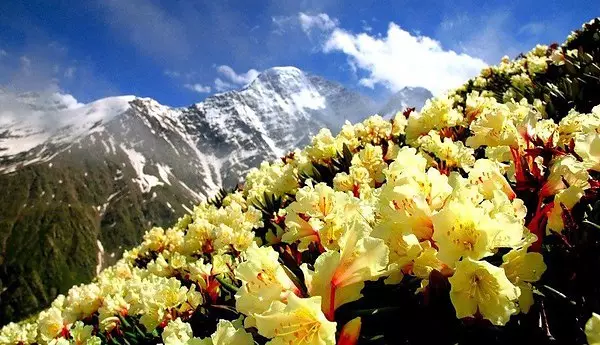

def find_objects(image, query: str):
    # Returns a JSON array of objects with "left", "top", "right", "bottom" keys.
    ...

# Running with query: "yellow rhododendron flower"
[
  {"left": 302, "top": 221, "right": 389, "bottom": 319},
  {"left": 510, "top": 73, "right": 532, "bottom": 90},
  {"left": 482, "top": 191, "right": 527, "bottom": 226},
  {"left": 575, "top": 132, "right": 600, "bottom": 172},
  {"left": 0, "top": 322, "right": 37, "bottom": 345},
  {"left": 97, "top": 296, "right": 130, "bottom": 332},
  {"left": 527, "top": 55, "right": 548, "bottom": 74},
  {"left": 377, "top": 183, "right": 434, "bottom": 240},
  {"left": 412, "top": 240, "right": 445, "bottom": 279},
  {"left": 350, "top": 144, "right": 387, "bottom": 184},
  {"left": 432, "top": 200, "right": 495, "bottom": 265},
  {"left": 305, "top": 128, "right": 339, "bottom": 163},
  {"left": 358, "top": 115, "right": 393, "bottom": 144},
  {"left": 70, "top": 321, "right": 99, "bottom": 345},
  {"left": 254, "top": 294, "right": 336, "bottom": 345},
  {"left": 198, "top": 319, "right": 254, "bottom": 345},
  {"left": 546, "top": 185, "right": 585, "bottom": 233},
  {"left": 139, "top": 277, "right": 188, "bottom": 331},
  {"left": 142, "top": 226, "right": 167, "bottom": 252},
  {"left": 468, "top": 159, "right": 516, "bottom": 201},
  {"left": 372, "top": 221, "right": 422, "bottom": 283},
  {"left": 338, "top": 317, "right": 361, "bottom": 345},
  {"left": 391, "top": 111, "right": 408, "bottom": 136},
  {"left": 586, "top": 313, "right": 600, "bottom": 345},
  {"left": 449, "top": 258, "right": 520, "bottom": 325},
  {"left": 48, "top": 338, "right": 70, "bottom": 345},
  {"left": 419, "top": 131, "right": 475, "bottom": 171},
  {"left": 284, "top": 182, "right": 373, "bottom": 250},
  {"left": 406, "top": 95, "right": 463, "bottom": 143},
  {"left": 545, "top": 155, "right": 590, "bottom": 196},
  {"left": 235, "top": 243, "right": 299, "bottom": 326},
  {"left": 289, "top": 182, "right": 336, "bottom": 220},
  {"left": 533, "top": 119, "right": 559, "bottom": 144},
  {"left": 466, "top": 104, "right": 519, "bottom": 148},
  {"left": 162, "top": 318, "right": 193, "bottom": 345},
  {"left": 381, "top": 166, "right": 451, "bottom": 216},
  {"left": 37, "top": 307, "right": 66, "bottom": 342},
  {"left": 464, "top": 91, "right": 497, "bottom": 123},
  {"left": 245, "top": 161, "right": 298, "bottom": 205},
  {"left": 558, "top": 108, "right": 600, "bottom": 144},
  {"left": 501, "top": 247, "right": 546, "bottom": 313},
  {"left": 336, "top": 122, "right": 361, "bottom": 153}
]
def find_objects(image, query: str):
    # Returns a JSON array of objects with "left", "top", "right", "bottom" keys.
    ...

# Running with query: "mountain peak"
[
  {"left": 260, "top": 66, "right": 303, "bottom": 76},
  {"left": 252, "top": 66, "right": 305, "bottom": 86}
]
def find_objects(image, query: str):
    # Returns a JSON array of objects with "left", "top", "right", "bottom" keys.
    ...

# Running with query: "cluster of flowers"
[{"left": 2, "top": 18, "right": 600, "bottom": 345}]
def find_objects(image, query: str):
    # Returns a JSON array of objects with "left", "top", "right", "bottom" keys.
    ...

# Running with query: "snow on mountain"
[
  {"left": 0, "top": 68, "right": 430, "bottom": 188},
  {"left": 0, "top": 66, "right": 381, "bottom": 202},
  {"left": 0, "top": 91, "right": 134, "bottom": 171},
  {"left": 378, "top": 86, "right": 433, "bottom": 118}
]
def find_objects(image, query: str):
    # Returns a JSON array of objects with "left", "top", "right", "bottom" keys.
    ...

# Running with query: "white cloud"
[
  {"left": 214, "top": 78, "right": 234, "bottom": 92},
  {"left": 298, "top": 13, "right": 338, "bottom": 33},
  {"left": 0, "top": 88, "right": 83, "bottom": 132},
  {"left": 216, "top": 65, "right": 260, "bottom": 86},
  {"left": 0, "top": 49, "right": 7, "bottom": 58},
  {"left": 323, "top": 23, "right": 487, "bottom": 95},
  {"left": 184, "top": 83, "right": 211, "bottom": 93}
]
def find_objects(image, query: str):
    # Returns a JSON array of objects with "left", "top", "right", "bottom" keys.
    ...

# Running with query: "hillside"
[
  {"left": 0, "top": 67, "right": 429, "bottom": 325},
  {"left": 1, "top": 17, "right": 599, "bottom": 345}
]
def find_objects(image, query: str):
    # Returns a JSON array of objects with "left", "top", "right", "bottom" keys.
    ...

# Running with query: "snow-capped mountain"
[
  {"left": 378, "top": 87, "right": 433, "bottom": 117},
  {"left": 0, "top": 67, "right": 432, "bottom": 325},
  {"left": 1, "top": 67, "right": 377, "bottom": 182},
  {"left": 1, "top": 66, "right": 407, "bottom": 325}
]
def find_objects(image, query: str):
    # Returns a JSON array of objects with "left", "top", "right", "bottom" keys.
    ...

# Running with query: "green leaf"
[{"left": 215, "top": 274, "right": 240, "bottom": 294}]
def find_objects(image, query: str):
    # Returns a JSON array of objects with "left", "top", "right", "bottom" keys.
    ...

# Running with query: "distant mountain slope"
[
  {"left": 1, "top": 66, "right": 424, "bottom": 325},
  {"left": 378, "top": 87, "right": 433, "bottom": 117}
]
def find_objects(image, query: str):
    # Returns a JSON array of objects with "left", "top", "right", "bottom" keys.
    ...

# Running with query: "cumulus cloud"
[
  {"left": 213, "top": 65, "right": 260, "bottom": 92},
  {"left": 323, "top": 23, "right": 487, "bottom": 95},
  {"left": 0, "top": 88, "right": 84, "bottom": 134},
  {"left": 298, "top": 13, "right": 338, "bottom": 33},
  {"left": 214, "top": 78, "right": 234, "bottom": 92},
  {"left": 216, "top": 65, "right": 260, "bottom": 86},
  {"left": 184, "top": 83, "right": 211, "bottom": 93}
]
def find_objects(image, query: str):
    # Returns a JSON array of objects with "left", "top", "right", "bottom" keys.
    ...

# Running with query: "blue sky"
[{"left": 0, "top": 0, "right": 598, "bottom": 106}]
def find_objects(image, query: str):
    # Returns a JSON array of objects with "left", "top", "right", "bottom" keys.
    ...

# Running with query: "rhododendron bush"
[{"left": 3, "top": 18, "right": 600, "bottom": 345}]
